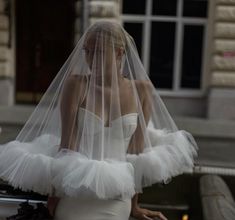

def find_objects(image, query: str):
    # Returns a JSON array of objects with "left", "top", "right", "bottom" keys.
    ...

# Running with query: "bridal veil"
[{"left": 0, "top": 21, "right": 198, "bottom": 199}]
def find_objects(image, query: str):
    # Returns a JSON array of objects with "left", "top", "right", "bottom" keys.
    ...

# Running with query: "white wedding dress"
[
  {"left": 54, "top": 107, "right": 138, "bottom": 220},
  {"left": 0, "top": 21, "right": 198, "bottom": 220},
  {"left": 54, "top": 196, "right": 132, "bottom": 220},
  {"left": 0, "top": 107, "right": 197, "bottom": 220}
]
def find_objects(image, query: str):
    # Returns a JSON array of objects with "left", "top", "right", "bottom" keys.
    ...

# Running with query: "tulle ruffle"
[
  {"left": 52, "top": 150, "right": 135, "bottom": 199},
  {"left": 127, "top": 128, "right": 198, "bottom": 192},
  {"left": 0, "top": 129, "right": 198, "bottom": 198},
  {"left": 0, "top": 134, "right": 135, "bottom": 199}
]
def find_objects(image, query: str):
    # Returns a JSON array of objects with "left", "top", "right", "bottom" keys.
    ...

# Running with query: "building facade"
[
  {"left": 0, "top": 1, "right": 235, "bottom": 219},
  {"left": 0, "top": 0, "right": 235, "bottom": 119}
]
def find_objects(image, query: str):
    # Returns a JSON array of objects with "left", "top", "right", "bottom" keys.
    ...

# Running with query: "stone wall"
[
  {"left": 211, "top": 0, "right": 235, "bottom": 87},
  {"left": 0, "top": 0, "right": 14, "bottom": 105},
  {"left": 208, "top": 0, "right": 235, "bottom": 119},
  {"left": 74, "top": 0, "right": 120, "bottom": 44}
]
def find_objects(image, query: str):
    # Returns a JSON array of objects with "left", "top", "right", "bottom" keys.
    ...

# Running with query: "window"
[{"left": 122, "top": 0, "right": 208, "bottom": 96}]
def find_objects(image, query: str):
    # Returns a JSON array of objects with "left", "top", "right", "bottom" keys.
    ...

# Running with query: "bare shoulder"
[
  {"left": 134, "top": 80, "right": 152, "bottom": 98},
  {"left": 61, "top": 75, "right": 88, "bottom": 106},
  {"left": 135, "top": 80, "right": 152, "bottom": 89},
  {"left": 134, "top": 80, "right": 153, "bottom": 120},
  {"left": 64, "top": 74, "right": 87, "bottom": 89}
]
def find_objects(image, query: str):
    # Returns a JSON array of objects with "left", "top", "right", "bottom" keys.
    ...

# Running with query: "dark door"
[{"left": 15, "top": 0, "right": 75, "bottom": 104}]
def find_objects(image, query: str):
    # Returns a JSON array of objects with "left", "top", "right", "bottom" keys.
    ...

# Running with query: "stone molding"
[
  {"left": 0, "top": 46, "right": 8, "bottom": 61},
  {"left": 0, "top": 79, "right": 13, "bottom": 105},
  {"left": 74, "top": 0, "right": 120, "bottom": 45},
  {"left": 0, "top": 30, "right": 8, "bottom": 45},
  {"left": 0, "top": 0, "right": 4, "bottom": 13},
  {"left": 211, "top": 0, "right": 235, "bottom": 88},
  {"left": 76, "top": 0, "right": 119, "bottom": 17},
  {"left": 213, "top": 55, "right": 235, "bottom": 70},
  {"left": 1, "top": 105, "right": 235, "bottom": 139},
  {"left": 0, "top": 61, "right": 11, "bottom": 77},
  {"left": 211, "top": 72, "right": 235, "bottom": 86},
  {"left": 216, "top": 6, "right": 235, "bottom": 21},
  {"left": 90, "top": 1, "right": 118, "bottom": 17},
  {"left": 208, "top": 88, "right": 235, "bottom": 119},
  {"left": 214, "top": 39, "right": 235, "bottom": 53},
  {"left": 0, "top": 15, "right": 8, "bottom": 30},
  {"left": 215, "top": 23, "right": 235, "bottom": 38},
  {"left": 217, "top": 0, "right": 235, "bottom": 4}
]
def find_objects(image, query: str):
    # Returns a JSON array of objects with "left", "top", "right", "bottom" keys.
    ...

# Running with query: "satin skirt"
[{"left": 54, "top": 196, "right": 132, "bottom": 220}]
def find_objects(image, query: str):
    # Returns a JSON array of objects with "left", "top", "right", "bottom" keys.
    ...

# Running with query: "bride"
[{"left": 0, "top": 21, "right": 198, "bottom": 220}]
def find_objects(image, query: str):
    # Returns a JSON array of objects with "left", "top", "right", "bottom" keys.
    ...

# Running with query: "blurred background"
[{"left": 0, "top": 0, "right": 235, "bottom": 219}]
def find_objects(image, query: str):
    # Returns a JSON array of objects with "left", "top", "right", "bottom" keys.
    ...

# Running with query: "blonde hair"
[{"left": 84, "top": 21, "right": 126, "bottom": 50}]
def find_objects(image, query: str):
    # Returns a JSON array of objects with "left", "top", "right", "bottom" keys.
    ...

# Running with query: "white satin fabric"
[
  {"left": 77, "top": 107, "right": 138, "bottom": 159},
  {"left": 54, "top": 109, "right": 136, "bottom": 220},
  {"left": 54, "top": 196, "right": 132, "bottom": 220}
]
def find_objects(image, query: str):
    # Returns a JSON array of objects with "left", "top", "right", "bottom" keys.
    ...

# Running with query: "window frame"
[{"left": 121, "top": 0, "right": 209, "bottom": 97}]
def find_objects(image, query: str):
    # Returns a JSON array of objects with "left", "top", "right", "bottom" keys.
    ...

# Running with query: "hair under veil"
[{"left": 0, "top": 21, "right": 198, "bottom": 199}]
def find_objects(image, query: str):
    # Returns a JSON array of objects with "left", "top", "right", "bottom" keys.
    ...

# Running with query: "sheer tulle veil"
[{"left": 0, "top": 21, "right": 198, "bottom": 199}]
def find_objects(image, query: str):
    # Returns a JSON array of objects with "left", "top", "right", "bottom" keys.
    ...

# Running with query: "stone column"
[
  {"left": 0, "top": 0, "right": 14, "bottom": 105},
  {"left": 74, "top": 0, "right": 121, "bottom": 45},
  {"left": 208, "top": 0, "right": 235, "bottom": 119}
]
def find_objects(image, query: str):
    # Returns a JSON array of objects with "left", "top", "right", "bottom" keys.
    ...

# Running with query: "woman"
[{"left": 0, "top": 21, "right": 198, "bottom": 220}]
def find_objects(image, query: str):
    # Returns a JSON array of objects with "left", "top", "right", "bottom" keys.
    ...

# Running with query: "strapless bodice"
[{"left": 77, "top": 107, "right": 138, "bottom": 159}]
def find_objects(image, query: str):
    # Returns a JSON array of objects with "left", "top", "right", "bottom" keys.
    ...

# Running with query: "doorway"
[{"left": 15, "top": 0, "right": 75, "bottom": 104}]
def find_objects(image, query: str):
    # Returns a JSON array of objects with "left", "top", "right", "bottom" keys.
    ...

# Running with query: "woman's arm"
[
  {"left": 47, "top": 195, "right": 60, "bottom": 216},
  {"left": 47, "top": 75, "right": 87, "bottom": 216},
  {"left": 131, "top": 193, "right": 168, "bottom": 220},
  {"left": 127, "top": 80, "right": 152, "bottom": 154},
  {"left": 128, "top": 81, "right": 168, "bottom": 220},
  {"left": 60, "top": 75, "right": 87, "bottom": 150},
  {"left": 128, "top": 81, "right": 152, "bottom": 215},
  {"left": 131, "top": 193, "right": 139, "bottom": 214}
]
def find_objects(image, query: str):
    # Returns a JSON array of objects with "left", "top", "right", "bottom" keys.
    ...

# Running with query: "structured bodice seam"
[{"left": 79, "top": 107, "right": 138, "bottom": 128}]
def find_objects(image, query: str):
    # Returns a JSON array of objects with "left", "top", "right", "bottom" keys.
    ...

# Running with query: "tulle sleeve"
[{"left": 126, "top": 127, "right": 198, "bottom": 193}]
